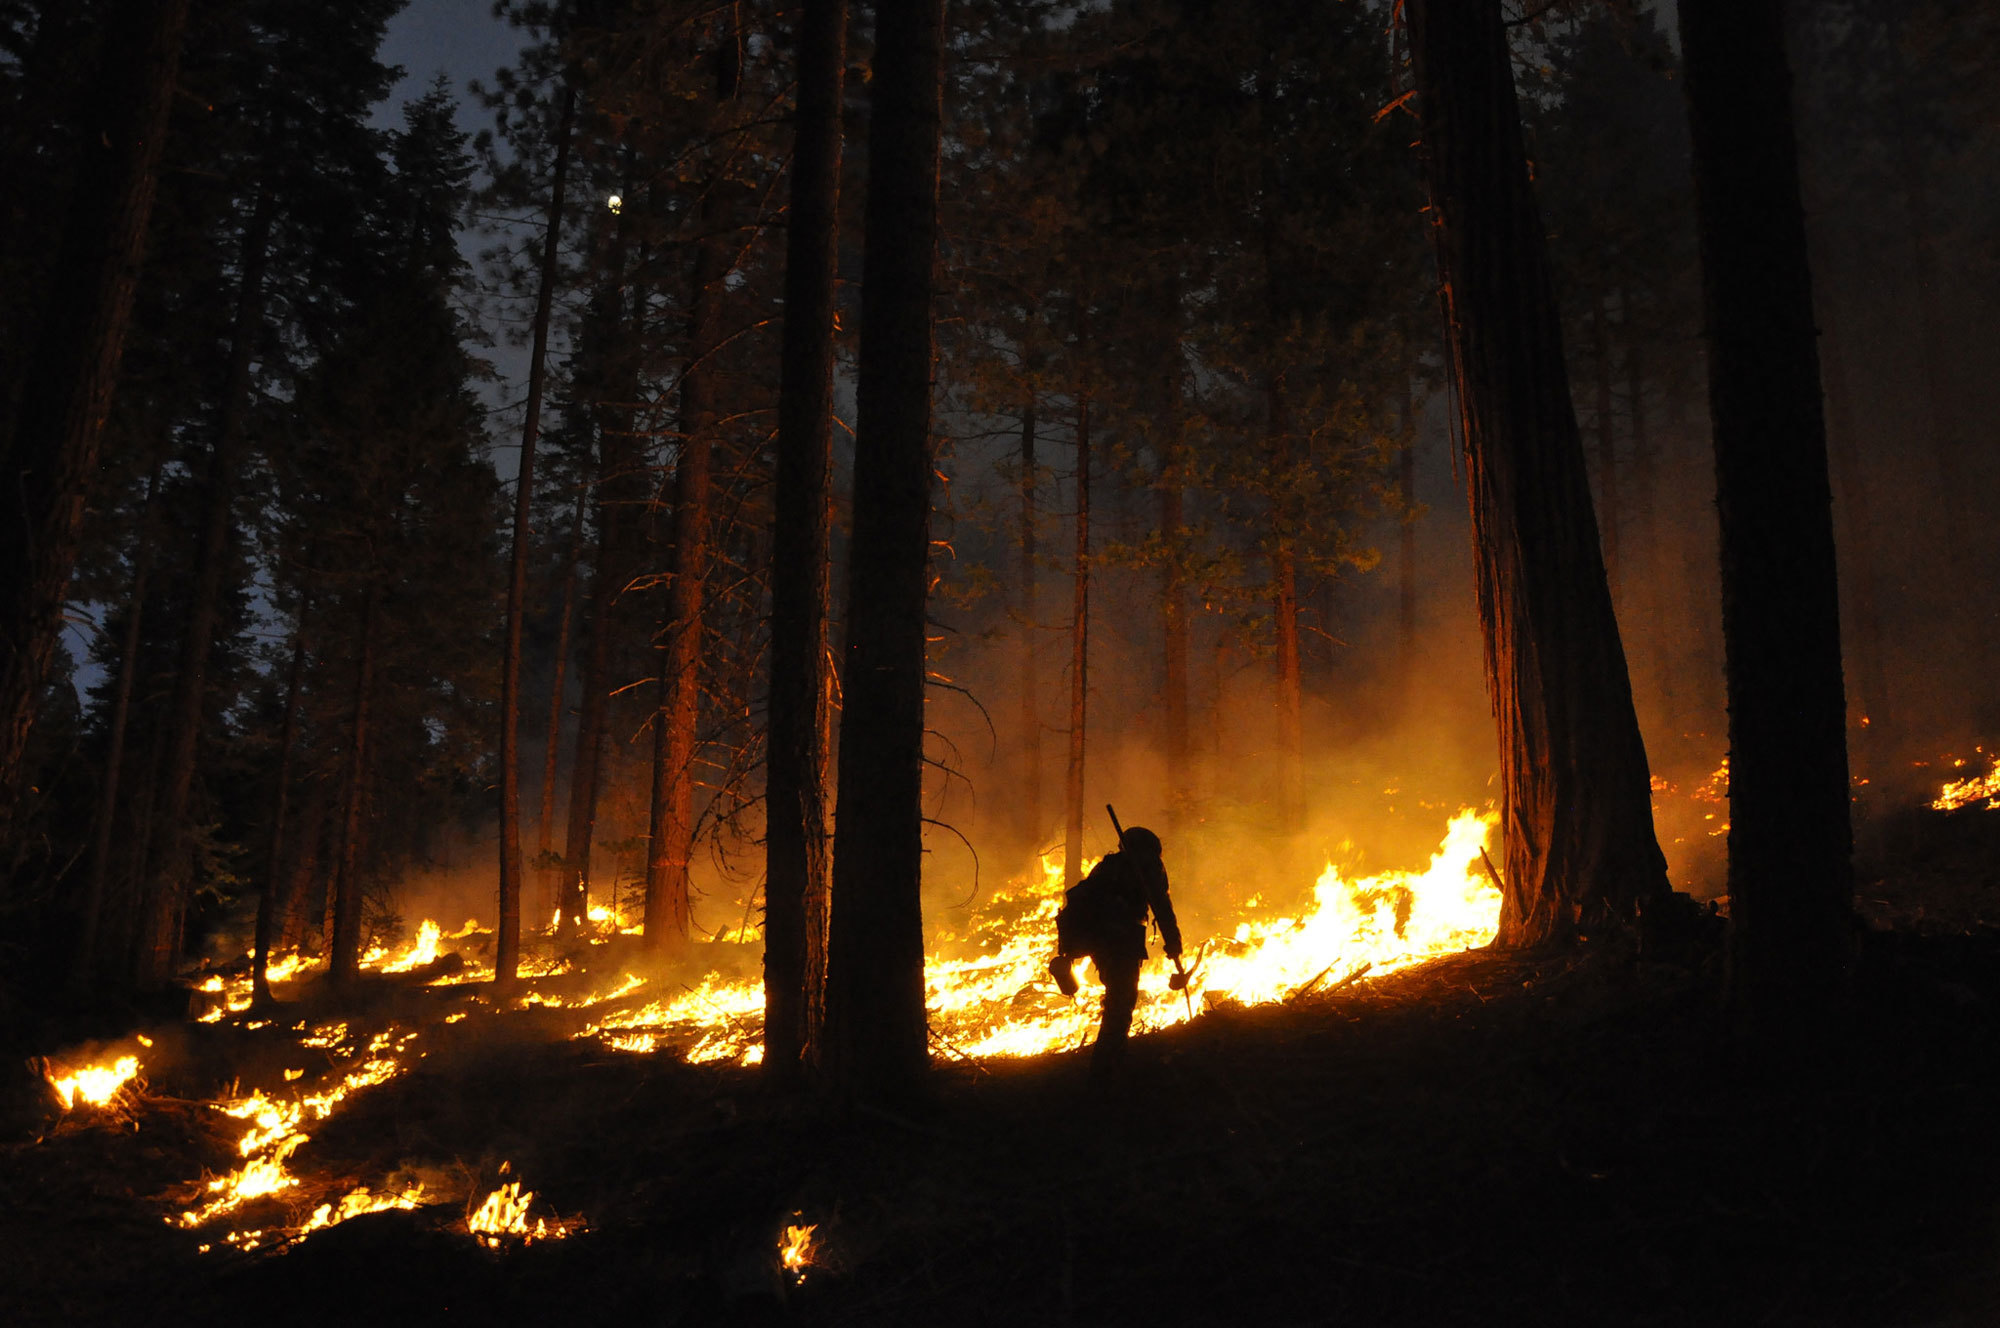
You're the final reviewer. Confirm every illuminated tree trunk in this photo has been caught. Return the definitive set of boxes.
[1062,394,1091,888]
[329,588,379,987]
[765,0,844,1080]
[1405,0,1669,947]
[0,0,190,838]
[72,452,165,991]
[1017,403,1042,845]
[1679,0,1852,1016]
[823,0,945,1103]
[644,226,723,950]
[559,484,617,935]
[537,483,587,917]
[137,187,274,989]
[498,85,575,986]
[253,597,311,1008]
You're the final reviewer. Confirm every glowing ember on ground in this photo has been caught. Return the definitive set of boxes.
[44,1054,142,1111]
[1934,754,2000,811]
[467,1168,575,1247]
[780,1221,817,1281]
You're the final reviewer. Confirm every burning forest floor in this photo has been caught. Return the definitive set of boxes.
[8,799,2000,1327]
[6,940,1999,1326]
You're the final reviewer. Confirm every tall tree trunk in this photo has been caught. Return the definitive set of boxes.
[1062,394,1091,888]
[537,482,588,919]
[71,451,165,991]
[1404,0,1668,947]
[1679,0,1852,1018]
[559,479,617,934]
[0,0,190,836]
[1590,293,1622,595]
[764,0,844,1081]
[823,0,945,1103]
[1017,403,1042,846]
[253,595,312,1007]
[329,588,379,987]
[498,86,575,986]
[644,222,723,949]
[136,187,275,989]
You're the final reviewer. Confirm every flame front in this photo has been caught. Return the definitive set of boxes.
[45,1054,141,1110]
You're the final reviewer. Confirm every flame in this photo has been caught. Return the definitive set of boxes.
[45,1054,141,1111]
[381,919,443,973]
[780,1221,817,1281]
[467,1170,574,1247]
[177,1026,420,1236]
[1934,754,2000,811]
[301,1184,426,1235]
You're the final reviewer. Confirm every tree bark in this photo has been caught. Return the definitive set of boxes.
[136,186,275,989]
[0,0,191,837]
[823,0,944,1104]
[1062,394,1091,888]
[1678,0,1852,1017]
[253,594,312,1007]
[498,85,575,986]
[329,588,379,987]
[764,0,844,1081]
[643,222,723,949]
[1404,0,1669,948]
[537,481,588,919]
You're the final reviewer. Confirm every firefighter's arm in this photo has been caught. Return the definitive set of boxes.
[1148,861,1183,958]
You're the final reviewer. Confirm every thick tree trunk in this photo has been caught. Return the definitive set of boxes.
[71,453,165,991]
[1405,0,1668,947]
[643,224,723,949]
[823,0,945,1103]
[253,597,311,1007]
[329,589,379,987]
[1678,0,1853,1017]
[499,86,574,986]
[1017,403,1042,846]
[1062,395,1091,888]
[136,188,274,989]
[537,482,588,918]
[0,0,190,836]
[764,0,844,1081]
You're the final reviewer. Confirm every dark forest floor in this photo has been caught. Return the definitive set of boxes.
[6,814,2000,1327]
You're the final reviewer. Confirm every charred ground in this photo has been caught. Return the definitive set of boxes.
[6,807,1999,1328]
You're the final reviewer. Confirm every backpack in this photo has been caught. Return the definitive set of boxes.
[1055,853,1141,956]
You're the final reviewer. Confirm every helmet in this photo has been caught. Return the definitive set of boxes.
[1119,826,1163,859]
